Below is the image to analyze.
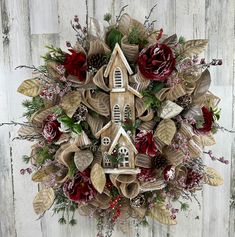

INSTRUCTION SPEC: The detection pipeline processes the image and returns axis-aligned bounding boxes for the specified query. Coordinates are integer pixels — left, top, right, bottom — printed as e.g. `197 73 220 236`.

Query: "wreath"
6 5 229 236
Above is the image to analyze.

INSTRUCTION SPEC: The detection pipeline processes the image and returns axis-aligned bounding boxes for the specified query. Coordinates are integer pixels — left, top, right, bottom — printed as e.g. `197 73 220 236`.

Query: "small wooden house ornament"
95 43 142 174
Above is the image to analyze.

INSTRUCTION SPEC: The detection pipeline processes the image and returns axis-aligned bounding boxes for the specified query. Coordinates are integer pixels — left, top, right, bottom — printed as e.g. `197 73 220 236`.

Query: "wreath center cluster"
15 9 226 236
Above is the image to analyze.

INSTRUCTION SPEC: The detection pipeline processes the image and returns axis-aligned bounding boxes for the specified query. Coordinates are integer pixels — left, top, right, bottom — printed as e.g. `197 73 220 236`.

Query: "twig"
85 0 88 34
116 5 128 24
12 134 43 141
215 124 235 133
0 121 41 128
144 3 157 26
15 65 51 81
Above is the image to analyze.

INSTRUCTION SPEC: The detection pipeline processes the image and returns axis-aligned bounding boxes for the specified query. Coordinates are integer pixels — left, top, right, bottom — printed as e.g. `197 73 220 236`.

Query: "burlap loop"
73 131 92 148
81 90 110 117
93 65 110 92
163 146 185 166
116 174 137 183
121 35 139 63
140 179 166 192
46 61 65 81
133 70 151 92
139 108 154 122
135 154 153 168
178 123 203 158
119 181 140 199
110 174 140 199
156 83 186 102
139 120 156 131
135 97 147 117
88 39 111 57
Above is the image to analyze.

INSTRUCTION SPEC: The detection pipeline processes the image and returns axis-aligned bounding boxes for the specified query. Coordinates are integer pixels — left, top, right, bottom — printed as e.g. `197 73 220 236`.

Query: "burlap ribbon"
121 35 139 63
110 174 140 199
178 123 203 158
81 90 110 117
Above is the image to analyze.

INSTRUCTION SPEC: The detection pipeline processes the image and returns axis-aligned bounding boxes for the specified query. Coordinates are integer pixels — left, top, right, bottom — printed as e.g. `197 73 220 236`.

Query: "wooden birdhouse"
95 43 142 174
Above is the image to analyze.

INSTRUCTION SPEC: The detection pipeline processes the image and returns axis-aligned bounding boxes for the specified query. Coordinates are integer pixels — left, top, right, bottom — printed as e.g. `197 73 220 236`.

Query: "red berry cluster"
185 169 203 190
109 195 122 222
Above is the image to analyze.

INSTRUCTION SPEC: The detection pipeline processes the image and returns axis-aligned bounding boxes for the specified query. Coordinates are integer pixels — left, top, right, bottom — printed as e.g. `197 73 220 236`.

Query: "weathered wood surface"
0 0 235 236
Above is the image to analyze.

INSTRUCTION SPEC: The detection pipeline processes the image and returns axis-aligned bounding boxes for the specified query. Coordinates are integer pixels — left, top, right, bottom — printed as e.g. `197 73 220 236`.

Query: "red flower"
63 170 96 202
42 114 61 142
135 130 157 157
195 106 213 133
138 43 176 81
63 49 87 81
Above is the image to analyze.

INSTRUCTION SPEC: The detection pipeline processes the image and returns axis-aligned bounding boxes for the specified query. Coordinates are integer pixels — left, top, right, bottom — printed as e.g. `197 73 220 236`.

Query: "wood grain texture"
0 0 235 237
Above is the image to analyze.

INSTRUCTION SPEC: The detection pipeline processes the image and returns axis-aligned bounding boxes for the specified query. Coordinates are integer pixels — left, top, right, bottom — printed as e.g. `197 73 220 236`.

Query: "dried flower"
135 130 158 157
63 50 87 81
42 114 61 142
195 107 213 133
63 170 96 202
138 43 176 81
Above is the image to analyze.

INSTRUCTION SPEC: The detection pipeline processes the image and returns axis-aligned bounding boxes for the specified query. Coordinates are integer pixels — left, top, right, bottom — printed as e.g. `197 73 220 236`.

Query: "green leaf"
58 115 74 128
180 202 189 211
68 160 78 178
106 28 123 50
72 123 82 134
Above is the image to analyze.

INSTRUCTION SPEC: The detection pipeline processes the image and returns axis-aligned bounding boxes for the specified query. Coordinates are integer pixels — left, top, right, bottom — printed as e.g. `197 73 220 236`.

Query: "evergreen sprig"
53 190 78 226
142 81 165 110
104 13 112 24
42 45 65 63
22 96 44 118
35 145 54 166
128 27 148 47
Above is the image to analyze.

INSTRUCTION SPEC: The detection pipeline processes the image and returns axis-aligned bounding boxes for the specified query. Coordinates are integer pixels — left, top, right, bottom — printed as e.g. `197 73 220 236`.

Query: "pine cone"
88 53 107 69
154 155 168 169
176 95 192 109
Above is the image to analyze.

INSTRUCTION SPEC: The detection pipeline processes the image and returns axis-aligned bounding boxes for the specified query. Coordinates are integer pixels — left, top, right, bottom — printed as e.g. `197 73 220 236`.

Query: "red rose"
135 130 158 157
63 170 96 202
195 106 213 133
42 114 61 142
138 43 176 81
63 49 87 81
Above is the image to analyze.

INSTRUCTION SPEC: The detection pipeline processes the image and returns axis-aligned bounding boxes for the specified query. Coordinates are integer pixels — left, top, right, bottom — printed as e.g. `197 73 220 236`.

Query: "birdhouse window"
118 147 129 168
124 104 132 121
113 104 121 124
113 67 123 88
103 153 112 167
102 137 111 146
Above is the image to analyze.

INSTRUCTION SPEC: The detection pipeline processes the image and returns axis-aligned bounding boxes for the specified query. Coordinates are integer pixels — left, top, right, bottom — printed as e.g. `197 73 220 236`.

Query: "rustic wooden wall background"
0 0 235 236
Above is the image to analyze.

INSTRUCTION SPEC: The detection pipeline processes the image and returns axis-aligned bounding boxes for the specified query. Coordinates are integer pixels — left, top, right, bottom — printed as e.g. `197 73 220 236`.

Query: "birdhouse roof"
107 126 138 155
104 43 133 77
95 121 112 138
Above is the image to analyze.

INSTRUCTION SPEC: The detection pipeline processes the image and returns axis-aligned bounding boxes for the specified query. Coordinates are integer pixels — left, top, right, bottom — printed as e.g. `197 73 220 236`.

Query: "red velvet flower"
63 49 87 81
138 43 176 81
195 106 213 133
135 130 157 157
63 170 96 202
42 114 61 142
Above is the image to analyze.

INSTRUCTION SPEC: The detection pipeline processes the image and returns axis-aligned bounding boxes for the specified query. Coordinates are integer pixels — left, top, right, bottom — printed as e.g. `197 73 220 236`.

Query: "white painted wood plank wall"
0 0 234 236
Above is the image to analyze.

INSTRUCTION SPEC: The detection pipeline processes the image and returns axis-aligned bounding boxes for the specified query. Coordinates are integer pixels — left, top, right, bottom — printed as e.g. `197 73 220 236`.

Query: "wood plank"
203 1 234 237
0 2 16 236
0 0 44 236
